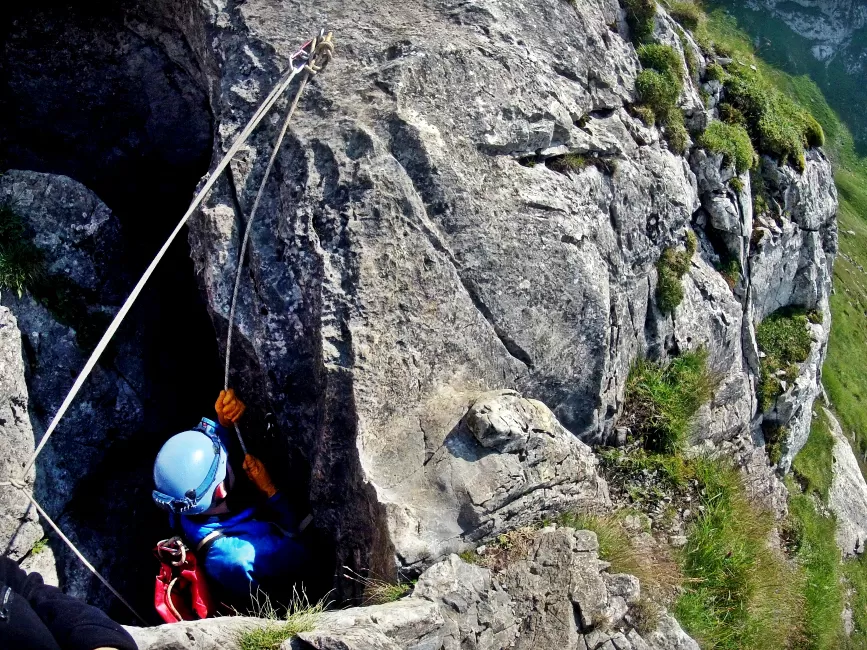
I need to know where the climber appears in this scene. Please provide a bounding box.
[151,390,312,607]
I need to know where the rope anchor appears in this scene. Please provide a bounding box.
[0,29,334,624]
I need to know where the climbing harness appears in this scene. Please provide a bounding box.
[0,30,334,624]
[153,535,224,623]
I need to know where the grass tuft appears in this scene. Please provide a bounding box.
[560,512,683,602]
[0,205,44,298]
[756,307,813,411]
[656,241,694,314]
[622,0,657,44]
[699,121,756,174]
[237,589,325,650]
[667,0,703,30]
[622,348,714,453]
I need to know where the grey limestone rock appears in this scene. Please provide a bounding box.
[388,390,610,568]
[826,408,867,557]
[0,171,146,606]
[128,528,700,650]
[0,305,41,559]
[137,0,700,588]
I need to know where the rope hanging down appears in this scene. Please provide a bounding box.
[0,30,334,623]
[224,31,334,455]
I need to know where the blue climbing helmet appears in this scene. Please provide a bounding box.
[152,419,228,515]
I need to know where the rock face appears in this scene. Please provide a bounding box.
[0,0,839,629]
[689,145,837,476]
[128,527,699,650]
[826,408,867,557]
[103,0,837,587]
[0,171,151,609]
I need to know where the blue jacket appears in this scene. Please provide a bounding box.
[175,421,311,604]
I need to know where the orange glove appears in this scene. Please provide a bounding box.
[215,389,246,428]
[243,454,277,498]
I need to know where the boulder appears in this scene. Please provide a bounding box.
[388,390,610,568]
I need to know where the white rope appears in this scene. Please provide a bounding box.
[0,482,147,625]
[223,33,334,454]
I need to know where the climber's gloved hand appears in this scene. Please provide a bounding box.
[243,454,278,498]
[215,389,246,428]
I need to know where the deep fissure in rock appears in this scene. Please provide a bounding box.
[0,1,221,621]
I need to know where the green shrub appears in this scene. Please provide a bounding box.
[756,307,813,410]
[724,69,824,170]
[674,459,806,649]
[623,348,714,453]
[623,0,657,44]
[705,62,727,82]
[0,206,44,298]
[719,102,745,126]
[791,410,835,501]
[656,240,694,313]
[668,1,703,30]
[699,121,756,173]
[636,69,681,119]
[638,43,684,80]
[730,177,744,193]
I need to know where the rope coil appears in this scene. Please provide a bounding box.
[0,29,334,624]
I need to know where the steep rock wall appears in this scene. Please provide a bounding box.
[129,0,836,588]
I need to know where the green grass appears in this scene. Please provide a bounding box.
[693,11,824,173]
[0,206,44,298]
[674,459,805,649]
[786,488,846,650]
[842,555,867,647]
[622,0,657,44]
[755,308,813,411]
[698,121,756,174]
[237,591,325,650]
[666,0,704,30]
[791,410,835,502]
[656,233,696,314]
[623,348,714,453]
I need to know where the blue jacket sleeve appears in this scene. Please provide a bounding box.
[203,536,259,600]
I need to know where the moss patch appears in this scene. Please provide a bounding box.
[756,307,813,411]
